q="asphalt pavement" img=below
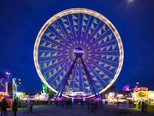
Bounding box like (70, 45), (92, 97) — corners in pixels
(6, 104), (154, 116)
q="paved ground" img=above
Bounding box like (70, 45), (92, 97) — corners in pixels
(6, 104), (154, 116)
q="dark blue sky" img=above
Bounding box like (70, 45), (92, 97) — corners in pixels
(0, 0), (154, 93)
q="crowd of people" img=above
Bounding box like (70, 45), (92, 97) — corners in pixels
(138, 101), (148, 112)
(0, 98), (8, 116)
(54, 98), (104, 112)
(0, 97), (151, 116)
(0, 97), (34, 116)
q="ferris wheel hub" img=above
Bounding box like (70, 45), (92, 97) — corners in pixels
(74, 47), (84, 57)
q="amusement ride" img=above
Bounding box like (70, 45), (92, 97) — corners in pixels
(34, 8), (124, 99)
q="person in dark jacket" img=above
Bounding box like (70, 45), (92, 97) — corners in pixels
(12, 99), (18, 116)
(1, 98), (8, 116)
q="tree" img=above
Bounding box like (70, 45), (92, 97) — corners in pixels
(41, 83), (55, 99)
(48, 91), (55, 99)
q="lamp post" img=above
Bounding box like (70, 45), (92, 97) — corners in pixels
(6, 72), (11, 93)
(17, 78), (21, 91)
(6, 72), (11, 82)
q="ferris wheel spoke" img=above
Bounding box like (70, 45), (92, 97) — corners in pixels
(82, 15), (91, 39)
(65, 58), (86, 93)
(48, 21), (74, 48)
(38, 46), (69, 56)
(89, 55), (118, 75)
(39, 37), (70, 52)
(84, 19), (102, 45)
(45, 27), (66, 41)
(77, 14), (82, 42)
(40, 56), (70, 76)
(83, 61), (107, 92)
(38, 50), (69, 63)
(60, 15), (75, 39)
(56, 19), (78, 46)
(83, 19), (100, 47)
(57, 57), (79, 93)
(87, 56), (115, 76)
(85, 60), (108, 85)
(70, 14), (80, 43)
(79, 58), (97, 95)
(78, 58), (87, 92)
(89, 33), (115, 51)
(92, 53), (119, 66)
(42, 33), (66, 47)
(38, 54), (68, 63)
(38, 49), (69, 55)
(59, 16), (77, 44)
(87, 38), (117, 54)
(88, 22), (106, 40)
(83, 16), (93, 39)
(86, 63), (113, 90)
(84, 28), (111, 54)
(88, 50), (119, 63)
(48, 59), (72, 89)
(84, 21), (106, 45)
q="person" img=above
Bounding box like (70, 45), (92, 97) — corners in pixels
(12, 99), (18, 116)
(138, 101), (141, 109)
(141, 101), (145, 112)
(144, 102), (147, 112)
(27, 100), (33, 112)
(1, 97), (8, 116)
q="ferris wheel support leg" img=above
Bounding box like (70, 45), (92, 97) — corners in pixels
(80, 57), (100, 98)
(57, 57), (78, 98)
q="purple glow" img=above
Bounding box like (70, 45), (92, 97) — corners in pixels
(123, 84), (131, 91)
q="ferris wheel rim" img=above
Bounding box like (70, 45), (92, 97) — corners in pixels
(34, 8), (124, 98)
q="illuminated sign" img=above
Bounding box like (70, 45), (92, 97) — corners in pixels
(134, 87), (148, 91)
(74, 47), (84, 57)
(74, 49), (84, 53)
(138, 92), (147, 97)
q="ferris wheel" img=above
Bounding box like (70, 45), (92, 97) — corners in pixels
(34, 8), (124, 98)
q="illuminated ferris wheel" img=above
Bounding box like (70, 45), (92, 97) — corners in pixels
(34, 8), (124, 98)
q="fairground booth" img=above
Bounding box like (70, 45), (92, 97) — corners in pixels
(132, 87), (154, 110)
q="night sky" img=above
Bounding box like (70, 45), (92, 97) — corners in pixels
(0, 0), (154, 94)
